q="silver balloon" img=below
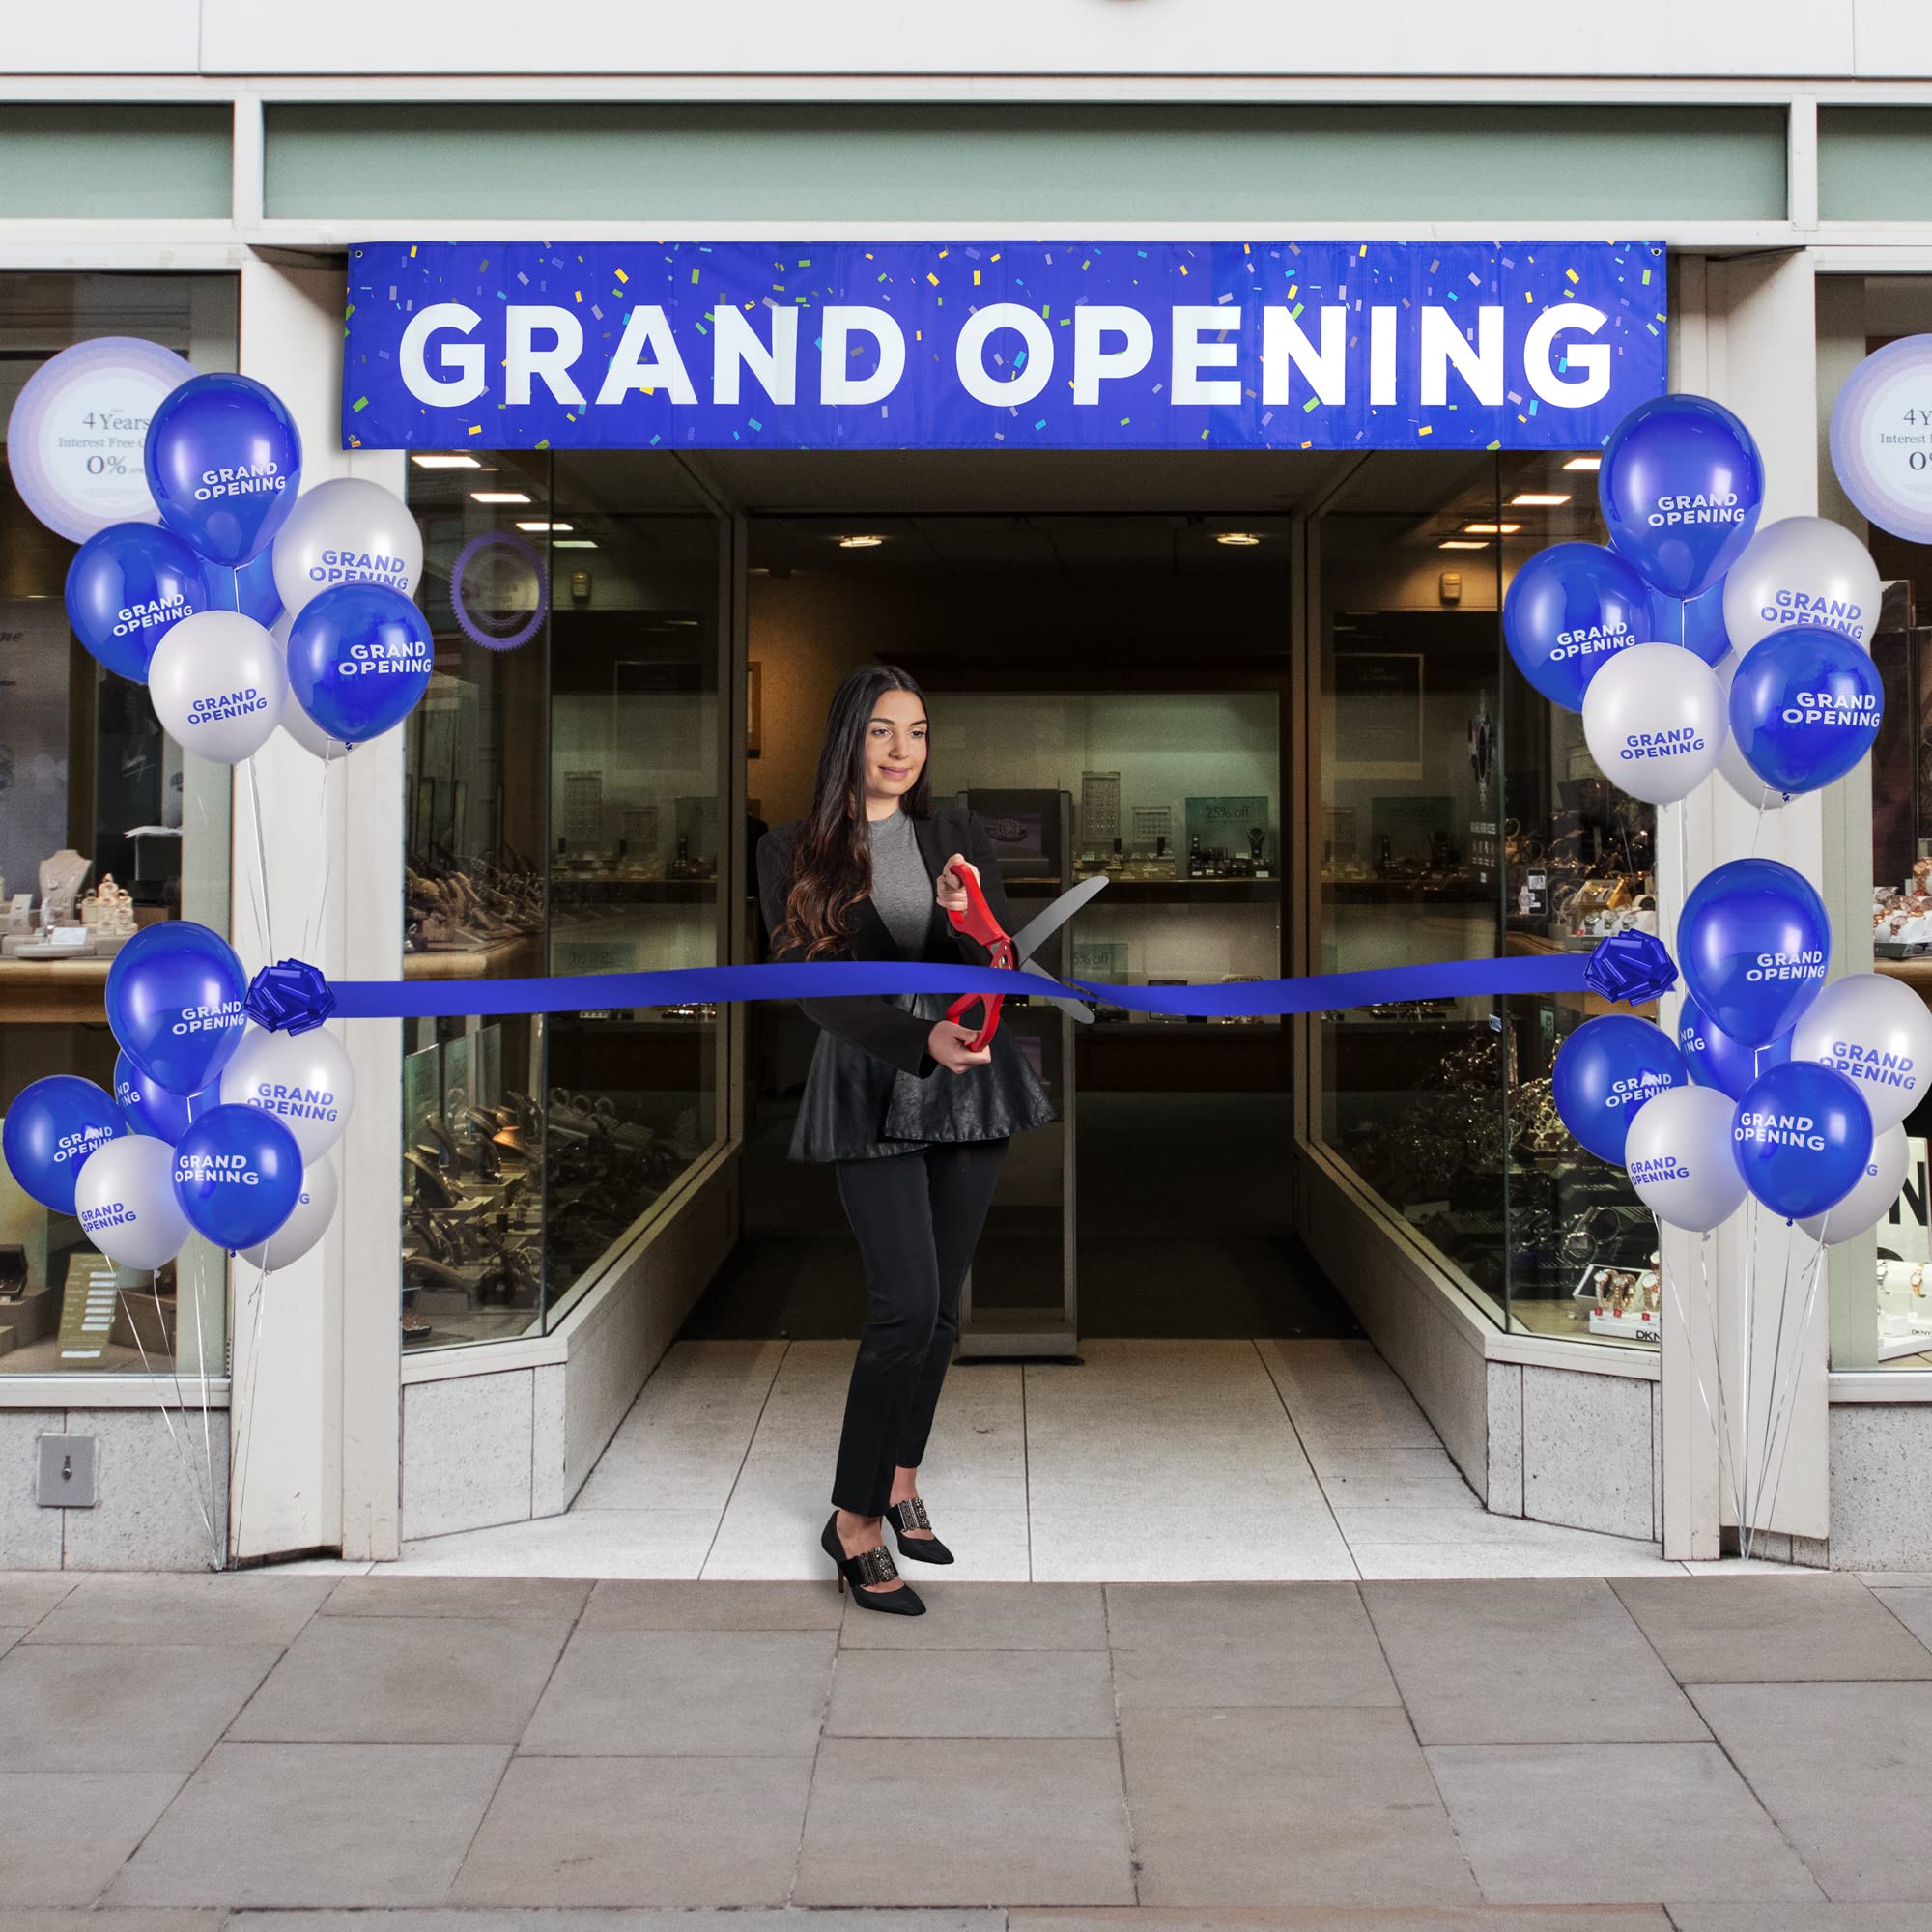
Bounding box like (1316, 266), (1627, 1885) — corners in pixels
(271, 477), (424, 617)
(241, 1154), (338, 1270)
(1802, 1124), (1910, 1245)
(147, 610), (288, 765)
(220, 1024), (355, 1162)
(73, 1134), (189, 1271)
(1721, 515), (1882, 657)
(1581, 642), (1723, 806)
(1790, 972), (1932, 1133)
(1624, 1085), (1747, 1234)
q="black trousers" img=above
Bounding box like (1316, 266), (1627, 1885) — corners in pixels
(830, 1138), (1008, 1516)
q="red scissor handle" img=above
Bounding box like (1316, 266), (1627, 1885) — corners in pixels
(942, 862), (1014, 1052)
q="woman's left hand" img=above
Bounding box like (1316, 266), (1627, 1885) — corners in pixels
(935, 853), (979, 915)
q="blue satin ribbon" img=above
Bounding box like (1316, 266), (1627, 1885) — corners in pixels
(328, 952), (1614, 1022)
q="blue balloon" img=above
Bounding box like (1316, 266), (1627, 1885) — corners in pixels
(104, 921), (249, 1097)
(2, 1076), (125, 1216)
(1679, 859), (1830, 1049)
(204, 548), (284, 628)
(1677, 997), (1790, 1101)
(64, 522), (210, 682)
(1553, 1015), (1689, 1165)
(1646, 584), (1732, 669)
(287, 582), (434, 745)
(113, 1051), (216, 1146)
(1503, 542), (1653, 711)
(144, 374), (301, 567)
(170, 1104), (303, 1254)
(1734, 1061), (1874, 1220)
(1600, 394), (1765, 598)
(1728, 624), (1884, 797)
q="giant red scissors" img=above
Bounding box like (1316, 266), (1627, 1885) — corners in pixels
(940, 862), (1110, 1052)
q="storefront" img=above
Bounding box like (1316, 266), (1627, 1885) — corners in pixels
(5, 48), (1932, 1572)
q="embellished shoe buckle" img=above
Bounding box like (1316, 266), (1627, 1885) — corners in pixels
(892, 1497), (932, 1533)
(852, 1543), (898, 1586)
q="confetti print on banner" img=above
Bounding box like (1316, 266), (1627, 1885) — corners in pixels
(339, 240), (1667, 455)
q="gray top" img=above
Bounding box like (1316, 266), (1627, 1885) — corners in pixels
(867, 808), (932, 958)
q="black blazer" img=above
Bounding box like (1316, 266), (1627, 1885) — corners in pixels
(755, 802), (1015, 1078)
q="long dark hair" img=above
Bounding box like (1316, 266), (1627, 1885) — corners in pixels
(778, 663), (932, 959)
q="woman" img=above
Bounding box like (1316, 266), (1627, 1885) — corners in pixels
(756, 664), (1054, 1616)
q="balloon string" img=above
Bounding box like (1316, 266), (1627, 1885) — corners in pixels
(1700, 1227), (1748, 1536)
(1739, 1196), (1757, 1557)
(127, 1272), (221, 1570)
(1747, 1221), (1801, 1559)
(231, 1263), (271, 1566)
(1749, 796), (1768, 862)
(1659, 1217), (1745, 1545)
(1758, 1233), (1831, 1553)
(246, 755), (276, 964)
(301, 753), (336, 964)
(185, 1244), (222, 1570)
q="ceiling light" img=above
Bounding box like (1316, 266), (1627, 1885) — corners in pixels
(554, 538), (598, 549)
(1439, 539), (1489, 550)
(1463, 523), (1522, 536)
(1214, 531), (1263, 547)
(471, 491), (532, 504)
(1563, 455), (1603, 471)
(836, 534), (887, 549)
(1509, 492), (1572, 508)
(412, 453), (481, 469)
(515, 521), (573, 533)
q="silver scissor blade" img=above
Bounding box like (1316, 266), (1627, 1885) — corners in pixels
(1019, 956), (1095, 1024)
(1009, 872), (1111, 965)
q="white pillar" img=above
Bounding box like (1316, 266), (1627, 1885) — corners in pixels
(231, 251), (404, 1561)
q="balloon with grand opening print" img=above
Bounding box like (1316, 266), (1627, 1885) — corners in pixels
(146, 609), (289, 765)
(1599, 392), (1764, 598)
(269, 611), (348, 761)
(2, 1076), (124, 1216)
(1624, 1084), (1748, 1234)
(203, 545), (284, 630)
(113, 1051), (215, 1147)
(64, 522), (210, 683)
(287, 582), (434, 746)
(1679, 858), (1831, 1049)
(271, 477), (424, 619)
(144, 373), (301, 567)
(1580, 641), (1724, 805)
(105, 921), (249, 1097)
(170, 1105), (304, 1255)
(1733, 1060), (1874, 1222)
(1801, 1122), (1910, 1245)
(1727, 625), (1884, 799)
(1789, 971), (1932, 1134)
(1646, 582), (1732, 669)
(1721, 516), (1883, 658)
(1552, 1015), (1688, 1165)
(242, 1153), (338, 1271)
(1713, 655), (1787, 814)
(219, 1025), (354, 1163)
(1502, 541), (1652, 711)
(1677, 995), (1789, 1102)
(73, 1135), (190, 1273)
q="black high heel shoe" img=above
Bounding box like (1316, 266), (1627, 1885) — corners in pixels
(821, 1513), (924, 1616)
(884, 1496), (954, 1565)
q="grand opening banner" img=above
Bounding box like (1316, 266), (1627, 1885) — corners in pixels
(342, 240), (1665, 455)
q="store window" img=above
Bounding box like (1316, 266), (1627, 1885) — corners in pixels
(401, 451), (729, 1350)
(1826, 273), (1932, 1370)
(1315, 451), (1661, 1349)
(0, 271), (236, 1376)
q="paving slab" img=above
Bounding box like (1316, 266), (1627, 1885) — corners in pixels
(827, 1647), (1115, 1737)
(234, 1917), (999, 1932)
(0, 1626), (24, 1659)
(108, 1742), (510, 1906)
(0, 1772), (185, 1905)
(0, 1575), (77, 1625)
(1361, 1579), (1710, 1743)
(321, 1575), (593, 1621)
(26, 1572), (332, 1647)
(519, 1627), (835, 1755)
(795, 1736), (1134, 1906)
(1119, 1706), (1479, 1906)
(448, 1755), (813, 1906)
(582, 1577), (842, 1631)
(0, 1914), (223, 1932)
(1425, 1742), (1823, 1904)
(1663, 1908), (1932, 1929)
(840, 1581), (1107, 1649)
(228, 1611), (572, 1744)
(0, 1642), (281, 1773)
(1106, 1582), (1399, 1708)
(1609, 1575), (1932, 1682)
(1872, 1586), (1932, 1649)
(1009, 1913), (1672, 1930)
(1690, 1680), (1932, 1901)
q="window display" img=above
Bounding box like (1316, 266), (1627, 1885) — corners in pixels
(0, 271), (236, 1377)
(400, 450), (728, 1349)
(1316, 449), (1660, 1347)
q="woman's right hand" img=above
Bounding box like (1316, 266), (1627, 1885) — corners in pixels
(927, 1019), (992, 1073)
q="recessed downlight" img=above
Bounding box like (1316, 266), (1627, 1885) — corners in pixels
(1463, 523), (1522, 536)
(1438, 539), (1489, 550)
(470, 491), (532, 505)
(836, 534), (887, 549)
(515, 521), (573, 533)
(1563, 456), (1603, 471)
(1214, 531), (1263, 547)
(412, 454), (481, 469)
(1509, 492), (1572, 508)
